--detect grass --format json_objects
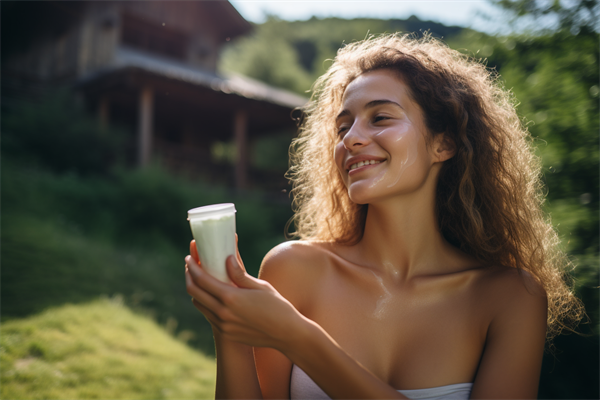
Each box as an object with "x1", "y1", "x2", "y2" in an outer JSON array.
[
  {"x1": 2, "y1": 208, "x2": 217, "y2": 355},
  {"x1": 0, "y1": 299, "x2": 216, "y2": 399}
]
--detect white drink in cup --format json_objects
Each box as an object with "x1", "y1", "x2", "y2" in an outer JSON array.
[{"x1": 187, "y1": 203, "x2": 236, "y2": 283}]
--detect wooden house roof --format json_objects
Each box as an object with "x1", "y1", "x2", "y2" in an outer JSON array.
[{"x1": 78, "y1": 47, "x2": 308, "y2": 109}]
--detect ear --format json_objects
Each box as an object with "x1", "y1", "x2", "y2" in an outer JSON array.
[{"x1": 431, "y1": 133, "x2": 456, "y2": 163}]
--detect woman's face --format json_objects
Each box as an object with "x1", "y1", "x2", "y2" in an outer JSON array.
[{"x1": 334, "y1": 69, "x2": 438, "y2": 205}]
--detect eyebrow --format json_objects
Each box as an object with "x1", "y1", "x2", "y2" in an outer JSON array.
[{"x1": 336, "y1": 99, "x2": 404, "y2": 122}]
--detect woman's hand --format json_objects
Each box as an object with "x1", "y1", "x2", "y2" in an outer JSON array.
[{"x1": 185, "y1": 240, "x2": 307, "y2": 353}]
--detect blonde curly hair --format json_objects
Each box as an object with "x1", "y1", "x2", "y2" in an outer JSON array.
[{"x1": 286, "y1": 33, "x2": 584, "y2": 344}]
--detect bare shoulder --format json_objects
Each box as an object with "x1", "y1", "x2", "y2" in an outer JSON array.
[
  {"x1": 469, "y1": 266, "x2": 548, "y2": 398},
  {"x1": 479, "y1": 266, "x2": 547, "y2": 306},
  {"x1": 259, "y1": 240, "x2": 331, "y2": 279},
  {"x1": 474, "y1": 266, "x2": 548, "y2": 330},
  {"x1": 259, "y1": 241, "x2": 332, "y2": 312}
]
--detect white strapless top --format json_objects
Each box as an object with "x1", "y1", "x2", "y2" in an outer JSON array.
[{"x1": 290, "y1": 364, "x2": 472, "y2": 400}]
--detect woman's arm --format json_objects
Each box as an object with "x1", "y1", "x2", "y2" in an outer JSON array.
[
  {"x1": 212, "y1": 335, "x2": 262, "y2": 399},
  {"x1": 187, "y1": 242, "x2": 411, "y2": 399},
  {"x1": 186, "y1": 241, "x2": 263, "y2": 399},
  {"x1": 469, "y1": 270, "x2": 548, "y2": 399}
]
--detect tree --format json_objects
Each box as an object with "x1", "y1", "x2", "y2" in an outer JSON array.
[{"x1": 491, "y1": 0, "x2": 600, "y2": 33}]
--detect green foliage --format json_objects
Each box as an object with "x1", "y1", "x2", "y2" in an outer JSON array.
[
  {"x1": 2, "y1": 155, "x2": 292, "y2": 267},
  {"x1": 0, "y1": 299, "x2": 216, "y2": 399},
  {"x1": 220, "y1": 16, "x2": 464, "y2": 95},
  {"x1": 479, "y1": 30, "x2": 599, "y2": 262},
  {"x1": 490, "y1": 0, "x2": 599, "y2": 33},
  {"x1": 252, "y1": 132, "x2": 295, "y2": 172},
  {"x1": 2, "y1": 90, "x2": 126, "y2": 175},
  {"x1": 2, "y1": 180, "x2": 212, "y2": 354},
  {"x1": 501, "y1": 32, "x2": 598, "y2": 262},
  {"x1": 2, "y1": 155, "x2": 293, "y2": 353},
  {"x1": 444, "y1": 22, "x2": 599, "y2": 301},
  {"x1": 221, "y1": 17, "x2": 314, "y2": 94}
]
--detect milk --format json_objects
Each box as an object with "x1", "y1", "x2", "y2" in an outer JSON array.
[{"x1": 188, "y1": 204, "x2": 236, "y2": 283}]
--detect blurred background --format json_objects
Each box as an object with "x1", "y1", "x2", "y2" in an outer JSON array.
[{"x1": 1, "y1": 0, "x2": 598, "y2": 399}]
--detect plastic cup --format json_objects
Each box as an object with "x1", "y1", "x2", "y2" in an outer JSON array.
[{"x1": 187, "y1": 203, "x2": 236, "y2": 283}]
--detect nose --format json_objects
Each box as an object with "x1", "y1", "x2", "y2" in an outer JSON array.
[{"x1": 342, "y1": 121, "x2": 371, "y2": 150}]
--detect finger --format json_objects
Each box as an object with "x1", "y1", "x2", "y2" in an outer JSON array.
[
  {"x1": 190, "y1": 240, "x2": 200, "y2": 263},
  {"x1": 186, "y1": 255, "x2": 235, "y2": 302},
  {"x1": 192, "y1": 300, "x2": 225, "y2": 336},
  {"x1": 235, "y1": 236, "x2": 246, "y2": 272},
  {"x1": 185, "y1": 268, "x2": 226, "y2": 313},
  {"x1": 186, "y1": 253, "x2": 201, "y2": 272},
  {"x1": 226, "y1": 255, "x2": 262, "y2": 289},
  {"x1": 191, "y1": 298, "x2": 221, "y2": 325}
]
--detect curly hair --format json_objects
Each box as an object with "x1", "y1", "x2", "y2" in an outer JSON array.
[{"x1": 286, "y1": 33, "x2": 584, "y2": 344}]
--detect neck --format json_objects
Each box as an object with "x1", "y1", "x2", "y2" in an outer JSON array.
[{"x1": 356, "y1": 175, "x2": 466, "y2": 282}]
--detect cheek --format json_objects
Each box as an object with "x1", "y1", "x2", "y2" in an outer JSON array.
[
  {"x1": 373, "y1": 123, "x2": 411, "y2": 144},
  {"x1": 374, "y1": 125, "x2": 418, "y2": 164},
  {"x1": 333, "y1": 143, "x2": 347, "y2": 176},
  {"x1": 376, "y1": 128, "x2": 424, "y2": 189}
]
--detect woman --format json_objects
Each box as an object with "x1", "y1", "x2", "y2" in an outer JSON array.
[{"x1": 185, "y1": 34, "x2": 583, "y2": 399}]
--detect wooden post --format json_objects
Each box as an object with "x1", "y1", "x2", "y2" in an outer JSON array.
[
  {"x1": 138, "y1": 86, "x2": 154, "y2": 167},
  {"x1": 77, "y1": 18, "x2": 94, "y2": 76},
  {"x1": 98, "y1": 95, "x2": 110, "y2": 129},
  {"x1": 234, "y1": 109, "x2": 248, "y2": 190}
]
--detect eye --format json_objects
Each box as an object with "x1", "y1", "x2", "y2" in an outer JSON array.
[
  {"x1": 373, "y1": 115, "x2": 390, "y2": 123},
  {"x1": 337, "y1": 123, "x2": 351, "y2": 136}
]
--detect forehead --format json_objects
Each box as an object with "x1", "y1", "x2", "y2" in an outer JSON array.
[{"x1": 341, "y1": 69, "x2": 411, "y2": 106}]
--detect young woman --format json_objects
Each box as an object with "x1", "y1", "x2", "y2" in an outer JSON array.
[{"x1": 184, "y1": 34, "x2": 583, "y2": 399}]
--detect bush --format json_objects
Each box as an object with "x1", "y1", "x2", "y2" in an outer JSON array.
[
  {"x1": 2, "y1": 158, "x2": 294, "y2": 352},
  {"x1": 2, "y1": 90, "x2": 126, "y2": 175}
]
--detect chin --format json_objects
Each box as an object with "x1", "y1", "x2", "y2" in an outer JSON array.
[
  {"x1": 347, "y1": 179, "x2": 426, "y2": 205},
  {"x1": 347, "y1": 186, "x2": 377, "y2": 205}
]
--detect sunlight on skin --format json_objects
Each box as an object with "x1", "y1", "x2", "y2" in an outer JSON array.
[
  {"x1": 370, "y1": 269, "x2": 393, "y2": 320},
  {"x1": 334, "y1": 70, "x2": 432, "y2": 206},
  {"x1": 374, "y1": 127, "x2": 420, "y2": 189}
]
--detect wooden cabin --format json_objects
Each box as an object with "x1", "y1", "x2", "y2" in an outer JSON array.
[{"x1": 2, "y1": 1, "x2": 306, "y2": 191}]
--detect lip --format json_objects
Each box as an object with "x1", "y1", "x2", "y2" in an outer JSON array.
[
  {"x1": 345, "y1": 155, "x2": 387, "y2": 172},
  {"x1": 348, "y1": 161, "x2": 383, "y2": 176}
]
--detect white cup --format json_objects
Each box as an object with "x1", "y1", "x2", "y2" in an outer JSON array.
[{"x1": 187, "y1": 203, "x2": 237, "y2": 283}]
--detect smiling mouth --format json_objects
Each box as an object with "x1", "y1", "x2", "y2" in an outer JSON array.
[{"x1": 348, "y1": 160, "x2": 382, "y2": 171}]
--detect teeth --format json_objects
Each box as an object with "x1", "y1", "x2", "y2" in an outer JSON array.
[{"x1": 349, "y1": 160, "x2": 382, "y2": 171}]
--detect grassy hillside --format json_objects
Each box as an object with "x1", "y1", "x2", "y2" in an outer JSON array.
[
  {"x1": 0, "y1": 299, "x2": 216, "y2": 399},
  {"x1": 2, "y1": 149, "x2": 293, "y2": 355}
]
